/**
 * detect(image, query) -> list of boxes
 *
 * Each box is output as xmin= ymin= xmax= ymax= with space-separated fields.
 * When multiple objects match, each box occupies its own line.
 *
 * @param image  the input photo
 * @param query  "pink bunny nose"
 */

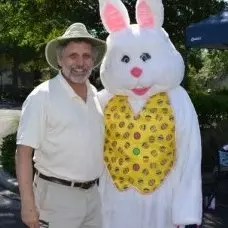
xmin=131 ymin=67 xmax=143 ymax=78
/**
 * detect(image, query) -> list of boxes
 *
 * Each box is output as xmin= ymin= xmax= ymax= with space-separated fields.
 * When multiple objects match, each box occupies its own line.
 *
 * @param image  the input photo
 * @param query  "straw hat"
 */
xmin=45 ymin=23 xmax=107 ymax=70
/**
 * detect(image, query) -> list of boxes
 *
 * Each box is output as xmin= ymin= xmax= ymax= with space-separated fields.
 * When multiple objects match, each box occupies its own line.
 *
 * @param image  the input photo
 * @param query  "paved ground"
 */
xmin=203 ymin=195 xmax=228 ymax=227
xmin=0 ymin=107 xmax=228 ymax=227
xmin=0 ymin=186 xmax=227 ymax=228
xmin=0 ymin=188 xmax=25 ymax=228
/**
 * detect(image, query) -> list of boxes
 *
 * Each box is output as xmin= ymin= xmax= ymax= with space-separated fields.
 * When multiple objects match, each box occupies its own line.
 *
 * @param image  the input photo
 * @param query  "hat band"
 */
xmin=62 ymin=32 xmax=92 ymax=38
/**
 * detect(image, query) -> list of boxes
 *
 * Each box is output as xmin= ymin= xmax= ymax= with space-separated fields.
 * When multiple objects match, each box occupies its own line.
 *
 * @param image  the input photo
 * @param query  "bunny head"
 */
xmin=99 ymin=0 xmax=185 ymax=100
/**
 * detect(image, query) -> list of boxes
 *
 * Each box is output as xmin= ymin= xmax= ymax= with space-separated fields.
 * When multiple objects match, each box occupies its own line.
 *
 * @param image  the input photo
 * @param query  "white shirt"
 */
xmin=17 ymin=73 xmax=104 ymax=181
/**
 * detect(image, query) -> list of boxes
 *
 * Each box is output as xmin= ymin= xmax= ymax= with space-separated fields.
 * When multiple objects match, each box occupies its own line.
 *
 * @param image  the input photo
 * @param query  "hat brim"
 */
xmin=45 ymin=36 xmax=107 ymax=70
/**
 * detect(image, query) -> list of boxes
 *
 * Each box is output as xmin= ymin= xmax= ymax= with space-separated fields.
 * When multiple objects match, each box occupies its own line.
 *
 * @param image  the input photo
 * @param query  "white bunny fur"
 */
xmin=100 ymin=26 xmax=185 ymax=100
xmin=98 ymin=0 xmax=202 ymax=227
xmin=99 ymin=0 xmax=184 ymax=99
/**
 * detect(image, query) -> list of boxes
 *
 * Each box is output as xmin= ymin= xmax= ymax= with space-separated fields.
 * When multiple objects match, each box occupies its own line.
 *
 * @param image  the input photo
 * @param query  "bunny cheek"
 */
xmin=100 ymin=50 xmax=137 ymax=94
xmin=100 ymin=62 xmax=131 ymax=95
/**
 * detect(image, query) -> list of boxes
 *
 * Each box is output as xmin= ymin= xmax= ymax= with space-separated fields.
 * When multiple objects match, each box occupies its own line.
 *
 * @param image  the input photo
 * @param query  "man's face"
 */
xmin=58 ymin=41 xmax=94 ymax=84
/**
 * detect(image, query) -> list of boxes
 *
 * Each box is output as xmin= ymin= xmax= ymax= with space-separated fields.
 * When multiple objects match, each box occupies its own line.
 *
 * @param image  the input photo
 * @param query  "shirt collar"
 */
xmin=57 ymin=72 xmax=96 ymax=99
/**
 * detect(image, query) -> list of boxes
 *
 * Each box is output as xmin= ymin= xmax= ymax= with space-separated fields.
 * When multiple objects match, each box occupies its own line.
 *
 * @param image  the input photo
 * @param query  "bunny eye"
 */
xmin=121 ymin=55 xmax=130 ymax=63
xmin=140 ymin=53 xmax=151 ymax=62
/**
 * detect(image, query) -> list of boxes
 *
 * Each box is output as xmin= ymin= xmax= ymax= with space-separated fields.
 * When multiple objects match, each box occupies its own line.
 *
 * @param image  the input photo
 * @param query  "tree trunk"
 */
xmin=33 ymin=69 xmax=42 ymax=86
xmin=11 ymin=56 xmax=19 ymax=90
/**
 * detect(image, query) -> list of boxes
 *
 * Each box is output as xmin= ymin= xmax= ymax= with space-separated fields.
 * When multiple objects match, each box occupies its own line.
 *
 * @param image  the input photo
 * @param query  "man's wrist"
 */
xmin=21 ymin=196 xmax=36 ymax=208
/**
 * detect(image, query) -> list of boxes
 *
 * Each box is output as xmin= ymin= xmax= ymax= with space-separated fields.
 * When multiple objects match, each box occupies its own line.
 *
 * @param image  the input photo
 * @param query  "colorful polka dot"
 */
xmin=134 ymin=132 xmax=141 ymax=139
xmin=133 ymin=163 xmax=140 ymax=171
xmin=133 ymin=148 xmax=140 ymax=156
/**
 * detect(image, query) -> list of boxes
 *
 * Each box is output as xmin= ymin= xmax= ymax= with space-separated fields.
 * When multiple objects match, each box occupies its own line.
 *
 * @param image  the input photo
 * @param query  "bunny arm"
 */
xmin=169 ymin=86 xmax=202 ymax=226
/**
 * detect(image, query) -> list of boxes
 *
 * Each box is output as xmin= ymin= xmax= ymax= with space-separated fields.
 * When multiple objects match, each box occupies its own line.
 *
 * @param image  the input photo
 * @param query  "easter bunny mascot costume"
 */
xmin=98 ymin=0 xmax=202 ymax=227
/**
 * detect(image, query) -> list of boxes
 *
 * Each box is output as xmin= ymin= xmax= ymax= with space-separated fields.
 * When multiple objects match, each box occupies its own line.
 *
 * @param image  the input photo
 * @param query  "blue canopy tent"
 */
xmin=186 ymin=9 xmax=228 ymax=49
xmin=182 ymin=9 xmax=228 ymax=86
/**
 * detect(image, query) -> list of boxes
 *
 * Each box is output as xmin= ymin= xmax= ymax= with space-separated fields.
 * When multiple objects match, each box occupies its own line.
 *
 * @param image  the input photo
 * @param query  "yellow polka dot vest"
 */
xmin=104 ymin=92 xmax=176 ymax=194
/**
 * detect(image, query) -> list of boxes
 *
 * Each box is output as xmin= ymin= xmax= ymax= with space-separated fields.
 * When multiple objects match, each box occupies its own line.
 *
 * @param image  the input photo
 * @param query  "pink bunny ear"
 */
xmin=99 ymin=0 xmax=130 ymax=33
xmin=136 ymin=0 xmax=164 ymax=28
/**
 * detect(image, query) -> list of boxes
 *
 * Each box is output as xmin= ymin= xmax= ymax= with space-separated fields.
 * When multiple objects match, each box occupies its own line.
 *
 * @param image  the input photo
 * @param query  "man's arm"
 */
xmin=15 ymin=145 xmax=39 ymax=228
xmin=16 ymin=85 xmax=47 ymax=227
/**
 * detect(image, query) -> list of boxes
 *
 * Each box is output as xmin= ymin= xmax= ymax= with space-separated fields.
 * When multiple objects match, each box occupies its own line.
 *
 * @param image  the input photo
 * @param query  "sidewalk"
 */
xmin=0 ymin=187 xmax=25 ymax=228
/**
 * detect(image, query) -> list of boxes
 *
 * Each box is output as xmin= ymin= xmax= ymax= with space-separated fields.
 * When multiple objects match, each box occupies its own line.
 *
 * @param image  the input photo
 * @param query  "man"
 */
xmin=15 ymin=23 xmax=107 ymax=228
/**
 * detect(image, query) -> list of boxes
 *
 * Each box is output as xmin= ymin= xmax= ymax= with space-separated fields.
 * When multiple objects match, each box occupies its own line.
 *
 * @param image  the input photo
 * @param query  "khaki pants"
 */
xmin=33 ymin=175 xmax=101 ymax=228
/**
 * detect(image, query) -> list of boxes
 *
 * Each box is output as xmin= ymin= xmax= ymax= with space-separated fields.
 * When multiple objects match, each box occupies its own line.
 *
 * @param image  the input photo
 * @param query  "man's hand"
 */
xmin=21 ymin=203 xmax=40 ymax=228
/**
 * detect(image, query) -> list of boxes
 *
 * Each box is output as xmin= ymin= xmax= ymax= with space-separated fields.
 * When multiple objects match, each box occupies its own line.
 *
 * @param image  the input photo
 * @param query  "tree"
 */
xmin=0 ymin=0 xmax=227 ymax=89
xmin=188 ymin=49 xmax=228 ymax=91
xmin=0 ymin=1 xmax=104 ymax=81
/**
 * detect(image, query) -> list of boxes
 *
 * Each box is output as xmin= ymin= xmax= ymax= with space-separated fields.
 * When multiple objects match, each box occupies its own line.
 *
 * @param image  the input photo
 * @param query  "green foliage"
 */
xmin=0 ymin=0 xmax=227 ymax=73
xmin=164 ymin=0 xmax=225 ymax=48
xmin=0 ymin=133 xmax=17 ymax=177
xmin=188 ymin=50 xmax=228 ymax=91
xmin=2 ymin=86 xmax=31 ymax=103
xmin=190 ymin=91 xmax=228 ymax=129
xmin=0 ymin=0 xmax=104 ymax=72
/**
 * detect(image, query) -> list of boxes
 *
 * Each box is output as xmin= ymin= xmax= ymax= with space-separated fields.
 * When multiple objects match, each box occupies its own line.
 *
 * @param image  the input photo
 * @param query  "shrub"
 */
xmin=2 ymin=86 xmax=31 ymax=104
xmin=190 ymin=91 xmax=228 ymax=129
xmin=0 ymin=133 xmax=17 ymax=177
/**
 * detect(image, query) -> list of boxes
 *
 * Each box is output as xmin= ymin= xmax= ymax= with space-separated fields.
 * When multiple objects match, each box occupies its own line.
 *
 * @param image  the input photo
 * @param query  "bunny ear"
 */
xmin=99 ymin=0 xmax=130 ymax=33
xmin=136 ymin=0 xmax=164 ymax=28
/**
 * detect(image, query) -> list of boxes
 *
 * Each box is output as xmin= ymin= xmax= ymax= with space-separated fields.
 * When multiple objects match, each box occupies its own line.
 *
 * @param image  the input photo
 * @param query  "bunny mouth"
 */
xmin=131 ymin=87 xmax=151 ymax=96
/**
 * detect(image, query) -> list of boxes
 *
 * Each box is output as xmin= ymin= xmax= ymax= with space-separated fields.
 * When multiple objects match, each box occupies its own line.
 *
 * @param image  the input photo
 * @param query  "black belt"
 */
xmin=35 ymin=171 xmax=98 ymax=189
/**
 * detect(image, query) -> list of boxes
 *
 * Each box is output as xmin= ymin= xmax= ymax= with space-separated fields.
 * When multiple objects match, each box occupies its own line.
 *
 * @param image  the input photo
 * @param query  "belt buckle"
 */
xmin=71 ymin=181 xmax=90 ymax=189
xmin=71 ymin=181 xmax=75 ymax=188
